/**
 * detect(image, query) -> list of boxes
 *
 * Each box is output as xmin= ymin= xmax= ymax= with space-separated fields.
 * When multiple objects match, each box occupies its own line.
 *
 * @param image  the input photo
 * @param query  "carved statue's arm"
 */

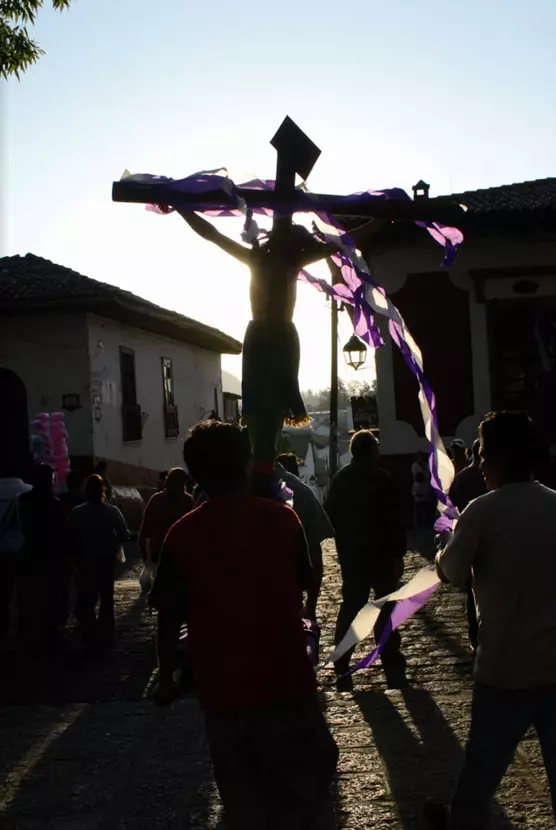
xmin=300 ymin=219 xmax=389 ymax=268
xmin=175 ymin=209 xmax=250 ymax=264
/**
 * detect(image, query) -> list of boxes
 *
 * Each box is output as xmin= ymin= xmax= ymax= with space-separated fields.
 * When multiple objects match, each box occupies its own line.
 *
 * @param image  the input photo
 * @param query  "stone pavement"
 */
xmin=0 ymin=541 xmax=553 ymax=829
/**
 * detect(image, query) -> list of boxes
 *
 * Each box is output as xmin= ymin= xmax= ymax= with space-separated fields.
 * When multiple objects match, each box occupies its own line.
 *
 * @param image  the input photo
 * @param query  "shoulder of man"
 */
xmin=458 ymin=488 xmax=496 ymax=519
xmin=146 ymin=490 xmax=164 ymax=505
xmin=251 ymin=498 xmax=304 ymax=535
xmin=376 ymin=465 xmax=397 ymax=482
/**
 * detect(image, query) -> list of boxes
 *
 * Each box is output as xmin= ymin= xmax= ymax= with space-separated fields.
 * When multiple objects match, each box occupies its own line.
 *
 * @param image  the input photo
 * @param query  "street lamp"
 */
xmin=329 ymin=310 xmax=370 ymax=482
xmin=342 ymin=334 xmax=368 ymax=371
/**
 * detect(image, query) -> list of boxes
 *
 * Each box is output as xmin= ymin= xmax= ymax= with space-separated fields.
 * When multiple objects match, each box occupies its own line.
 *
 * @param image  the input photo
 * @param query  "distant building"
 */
xmin=366 ymin=177 xmax=556 ymax=486
xmin=222 ymin=369 xmax=241 ymax=423
xmin=0 ymin=254 xmax=241 ymax=484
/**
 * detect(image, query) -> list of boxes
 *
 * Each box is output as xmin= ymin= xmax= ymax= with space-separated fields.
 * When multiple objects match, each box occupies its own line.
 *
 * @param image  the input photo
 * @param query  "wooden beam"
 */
xmin=112 ymin=180 xmax=466 ymax=226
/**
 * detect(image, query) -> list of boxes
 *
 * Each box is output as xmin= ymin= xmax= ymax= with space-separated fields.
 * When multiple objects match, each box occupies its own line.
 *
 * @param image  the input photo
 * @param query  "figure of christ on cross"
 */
xmin=173 ymin=207 xmax=385 ymax=479
xmin=113 ymin=116 xmax=464 ymax=493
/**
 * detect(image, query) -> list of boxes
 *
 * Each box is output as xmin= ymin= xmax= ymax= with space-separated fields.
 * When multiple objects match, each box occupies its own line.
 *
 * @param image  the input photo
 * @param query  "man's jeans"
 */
xmin=334 ymin=550 xmax=404 ymax=675
xmin=205 ymin=696 xmax=338 ymax=829
xmin=451 ymin=682 xmax=556 ymax=829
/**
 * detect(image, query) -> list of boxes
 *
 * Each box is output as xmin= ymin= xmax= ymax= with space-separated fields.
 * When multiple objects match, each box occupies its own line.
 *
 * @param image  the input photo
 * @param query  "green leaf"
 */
xmin=0 ymin=0 xmax=73 ymax=78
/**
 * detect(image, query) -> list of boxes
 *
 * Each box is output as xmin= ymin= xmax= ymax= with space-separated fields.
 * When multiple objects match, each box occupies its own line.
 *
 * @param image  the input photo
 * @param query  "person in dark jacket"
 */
xmin=69 ymin=475 xmax=129 ymax=649
xmin=18 ymin=464 xmax=68 ymax=649
xmin=325 ymin=430 xmax=406 ymax=680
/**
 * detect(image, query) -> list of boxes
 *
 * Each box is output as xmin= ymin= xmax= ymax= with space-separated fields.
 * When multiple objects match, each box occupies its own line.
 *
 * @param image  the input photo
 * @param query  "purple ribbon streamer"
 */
xmin=346 ymin=583 xmax=440 ymax=676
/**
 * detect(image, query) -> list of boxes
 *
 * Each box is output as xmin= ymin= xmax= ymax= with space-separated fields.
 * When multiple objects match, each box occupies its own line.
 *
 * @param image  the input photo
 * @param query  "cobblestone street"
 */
xmin=0 ymin=540 xmax=553 ymax=829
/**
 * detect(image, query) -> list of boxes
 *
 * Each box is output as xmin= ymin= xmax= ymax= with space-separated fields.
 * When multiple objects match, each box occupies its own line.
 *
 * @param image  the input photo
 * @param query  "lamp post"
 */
xmin=329 ymin=308 xmax=368 ymax=481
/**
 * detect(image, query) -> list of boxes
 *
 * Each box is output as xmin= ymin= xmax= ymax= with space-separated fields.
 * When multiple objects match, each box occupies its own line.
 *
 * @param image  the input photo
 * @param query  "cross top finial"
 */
xmin=271 ymin=116 xmax=321 ymax=183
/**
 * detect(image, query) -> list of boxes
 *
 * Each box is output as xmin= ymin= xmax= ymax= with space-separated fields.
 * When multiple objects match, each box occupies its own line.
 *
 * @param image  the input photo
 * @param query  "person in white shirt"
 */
xmin=426 ymin=411 xmax=556 ymax=830
xmin=0 ymin=467 xmax=33 ymax=639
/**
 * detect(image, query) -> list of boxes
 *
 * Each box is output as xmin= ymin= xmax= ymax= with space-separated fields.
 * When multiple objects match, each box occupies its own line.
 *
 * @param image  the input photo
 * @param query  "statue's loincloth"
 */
xmin=241 ymin=321 xmax=309 ymax=426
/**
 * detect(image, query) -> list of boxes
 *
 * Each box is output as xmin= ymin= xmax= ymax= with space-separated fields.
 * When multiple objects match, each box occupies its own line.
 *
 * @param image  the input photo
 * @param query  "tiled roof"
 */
xmin=447 ymin=177 xmax=556 ymax=214
xmin=0 ymin=254 xmax=242 ymax=355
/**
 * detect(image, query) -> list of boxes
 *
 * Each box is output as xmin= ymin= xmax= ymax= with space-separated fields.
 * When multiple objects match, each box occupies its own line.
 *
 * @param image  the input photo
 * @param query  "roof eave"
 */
xmin=0 ymin=297 xmax=242 ymax=355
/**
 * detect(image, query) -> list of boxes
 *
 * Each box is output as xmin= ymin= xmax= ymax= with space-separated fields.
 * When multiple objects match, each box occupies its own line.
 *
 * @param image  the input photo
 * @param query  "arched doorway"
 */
xmin=0 ymin=368 xmax=31 ymax=478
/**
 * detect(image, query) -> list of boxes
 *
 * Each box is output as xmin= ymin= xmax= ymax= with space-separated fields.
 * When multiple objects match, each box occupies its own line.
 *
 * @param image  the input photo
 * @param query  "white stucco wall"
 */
xmin=0 ymin=312 xmax=93 ymax=456
xmin=87 ymin=314 xmax=224 ymax=472
xmin=370 ymin=236 xmax=556 ymax=455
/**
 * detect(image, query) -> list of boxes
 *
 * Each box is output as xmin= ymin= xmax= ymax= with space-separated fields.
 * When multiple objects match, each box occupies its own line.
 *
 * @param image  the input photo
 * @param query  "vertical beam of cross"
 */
xmin=270 ymin=116 xmax=322 ymax=242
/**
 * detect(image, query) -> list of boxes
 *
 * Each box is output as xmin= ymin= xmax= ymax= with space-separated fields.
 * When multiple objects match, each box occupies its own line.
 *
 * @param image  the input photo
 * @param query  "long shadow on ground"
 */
xmin=353 ymin=686 xmax=515 ymax=829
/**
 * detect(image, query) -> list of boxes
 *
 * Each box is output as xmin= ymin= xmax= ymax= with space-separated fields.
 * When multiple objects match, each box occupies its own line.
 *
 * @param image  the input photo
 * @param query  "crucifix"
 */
xmin=113 ymin=116 xmax=464 ymax=491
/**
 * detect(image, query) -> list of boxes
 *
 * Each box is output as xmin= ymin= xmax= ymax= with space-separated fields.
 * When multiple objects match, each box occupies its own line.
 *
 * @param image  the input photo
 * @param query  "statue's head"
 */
xmin=259 ymin=223 xmax=321 ymax=257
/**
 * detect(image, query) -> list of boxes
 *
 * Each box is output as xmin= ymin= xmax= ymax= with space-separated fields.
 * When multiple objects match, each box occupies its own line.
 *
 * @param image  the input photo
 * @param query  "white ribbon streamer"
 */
xmin=320 ymin=566 xmax=440 ymax=668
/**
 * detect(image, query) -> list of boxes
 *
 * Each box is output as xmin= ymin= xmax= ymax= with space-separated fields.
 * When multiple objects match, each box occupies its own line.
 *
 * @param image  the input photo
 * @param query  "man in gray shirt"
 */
xmin=276 ymin=454 xmax=334 ymax=620
xmin=427 ymin=411 xmax=556 ymax=829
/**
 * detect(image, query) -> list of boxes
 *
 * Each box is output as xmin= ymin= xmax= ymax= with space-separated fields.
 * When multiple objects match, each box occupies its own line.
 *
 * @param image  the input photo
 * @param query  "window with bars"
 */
xmin=162 ymin=358 xmax=179 ymax=438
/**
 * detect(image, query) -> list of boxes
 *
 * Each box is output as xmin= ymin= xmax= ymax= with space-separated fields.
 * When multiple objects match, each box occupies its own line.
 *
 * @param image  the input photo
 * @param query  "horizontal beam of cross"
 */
xmin=112 ymin=180 xmax=465 ymax=226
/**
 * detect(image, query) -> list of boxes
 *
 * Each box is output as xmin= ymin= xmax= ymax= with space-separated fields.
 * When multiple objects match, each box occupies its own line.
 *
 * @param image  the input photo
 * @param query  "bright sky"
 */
xmin=3 ymin=0 xmax=555 ymax=390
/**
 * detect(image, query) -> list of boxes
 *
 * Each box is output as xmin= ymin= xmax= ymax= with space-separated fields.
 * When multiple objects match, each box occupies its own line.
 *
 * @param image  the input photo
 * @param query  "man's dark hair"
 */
xmin=183 ymin=420 xmax=251 ymax=497
xmin=350 ymin=429 xmax=379 ymax=460
xmin=277 ymin=452 xmax=299 ymax=477
xmin=84 ymin=474 xmax=106 ymax=505
xmin=479 ymin=411 xmax=542 ymax=480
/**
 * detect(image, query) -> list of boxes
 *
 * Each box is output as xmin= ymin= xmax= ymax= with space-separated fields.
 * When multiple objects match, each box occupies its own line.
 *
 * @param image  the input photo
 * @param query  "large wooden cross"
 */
xmin=112 ymin=117 xmax=464 ymax=488
xmin=112 ymin=115 xmax=463 ymax=227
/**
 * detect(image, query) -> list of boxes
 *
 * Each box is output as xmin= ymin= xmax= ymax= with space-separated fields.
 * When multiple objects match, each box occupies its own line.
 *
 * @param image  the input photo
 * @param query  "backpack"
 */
xmin=0 ymin=499 xmax=26 ymax=556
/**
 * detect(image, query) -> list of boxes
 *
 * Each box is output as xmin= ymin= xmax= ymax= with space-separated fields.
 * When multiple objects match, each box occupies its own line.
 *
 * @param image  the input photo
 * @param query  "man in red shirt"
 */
xmin=149 ymin=420 xmax=338 ymax=830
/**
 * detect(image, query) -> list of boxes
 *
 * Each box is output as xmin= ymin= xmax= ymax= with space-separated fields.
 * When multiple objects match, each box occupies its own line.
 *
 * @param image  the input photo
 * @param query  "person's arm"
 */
xmin=436 ymin=503 xmax=482 ymax=588
xmin=305 ymin=541 xmax=322 ymax=621
xmin=175 ymin=209 xmax=250 ymax=264
xmin=111 ymin=507 xmax=130 ymax=544
xmin=289 ymin=512 xmax=313 ymax=607
xmin=138 ymin=496 xmax=155 ymax=562
xmin=382 ymin=477 xmax=407 ymax=558
xmin=323 ymin=473 xmax=343 ymax=530
xmin=149 ymin=534 xmax=188 ymax=704
xmin=302 ymin=495 xmax=334 ymax=620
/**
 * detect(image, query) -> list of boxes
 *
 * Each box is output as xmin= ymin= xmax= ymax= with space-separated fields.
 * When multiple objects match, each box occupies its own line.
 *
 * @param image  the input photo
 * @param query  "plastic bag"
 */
xmin=139 ymin=561 xmax=156 ymax=594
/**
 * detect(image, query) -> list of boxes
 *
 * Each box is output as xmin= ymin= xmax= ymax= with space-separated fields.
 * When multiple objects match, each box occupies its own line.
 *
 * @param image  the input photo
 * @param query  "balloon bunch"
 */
xmin=30 ymin=412 xmax=70 ymax=494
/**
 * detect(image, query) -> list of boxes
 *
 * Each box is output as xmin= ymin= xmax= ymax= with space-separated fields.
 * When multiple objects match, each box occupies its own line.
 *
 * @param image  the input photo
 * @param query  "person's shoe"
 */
xmin=423 ymin=799 xmax=450 ymax=829
xmin=335 ymin=674 xmax=354 ymax=692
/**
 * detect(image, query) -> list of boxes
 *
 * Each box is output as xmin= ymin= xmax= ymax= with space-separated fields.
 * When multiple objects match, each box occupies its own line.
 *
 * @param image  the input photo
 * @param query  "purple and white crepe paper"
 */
xmin=346 ymin=583 xmax=439 ymax=675
xmin=321 ymin=566 xmax=441 ymax=670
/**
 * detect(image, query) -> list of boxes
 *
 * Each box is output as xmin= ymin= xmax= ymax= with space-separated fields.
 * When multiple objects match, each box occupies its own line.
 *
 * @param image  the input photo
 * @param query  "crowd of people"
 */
xmin=1 ymin=411 xmax=555 ymax=829
xmin=146 ymin=413 xmax=556 ymax=829
xmin=0 ymin=465 xmax=129 ymax=653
